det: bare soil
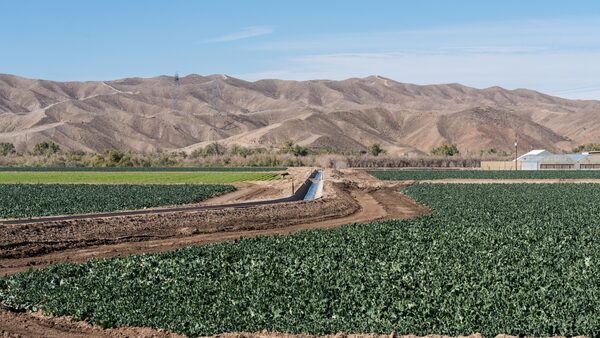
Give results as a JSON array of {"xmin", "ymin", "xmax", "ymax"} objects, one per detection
[
  {"xmin": 0, "ymin": 309, "xmax": 184, "ymax": 338},
  {"xmin": 210, "ymin": 333, "xmax": 583, "ymax": 338},
  {"xmin": 204, "ymin": 168, "xmax": 312, "ymax": 204},
  {"xmin": 415, "ymin": 178, "xmax": 600, "ymax": 184},
  {"xmin": 0, "ymin": 169, "xmax": 431, "ymax": 337}
]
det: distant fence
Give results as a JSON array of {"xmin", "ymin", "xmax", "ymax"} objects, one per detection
[{"xmin": 481, "ymin": 161, "xmax": 521, "ymax": 171}]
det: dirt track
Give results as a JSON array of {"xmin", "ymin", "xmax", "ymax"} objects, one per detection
[
  {"xmin": 0, "ymin": 183, "xmax": 427, "ymax": 276},
  {"xmin": 417, "ymin": 178, "xmax": 600, "ymax": 184},
  {"xmin": 0, "ymin": 169, "xmax": 430, "ymax": 337}
]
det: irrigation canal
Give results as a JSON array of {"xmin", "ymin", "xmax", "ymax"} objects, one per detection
[{"xmin": 0, "ymin": 170, "xmax": 325, "ymax": 225}]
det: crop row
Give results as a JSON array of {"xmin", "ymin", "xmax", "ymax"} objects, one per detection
[
  {"xmin": 0, "ymin": 171, "xmax": 279, "ymax": 184},
  {"xmin": 0, "ymin": 184, "xmax": 235, "ymax": 219},
  {"xmin": 369, "ymin": 169, "xmax": 600, "ymax": 180},
  {"xmin": 0, "ymin": 167, "xmax": 286, "ymax": 172},
  {"xmin": 2, "ymin": 184, "xmax": 600, "ymax": 336}
]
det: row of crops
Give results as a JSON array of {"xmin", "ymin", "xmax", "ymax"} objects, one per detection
[
  {"xmin": 0, "ymin": 184, "xmax": 235, "ymax": 219},
  {"xmin": 369, "ymin": 169, "xmax": 600, "ymax": 180},
  {"xmin": 0, "ymin": 167, "xmax": 285, "ymax": 172},
  {"xmin": 2, "ymin": 184, "xmax": 600, "ymax": 336},
  {"xmin": 0, "ymin": 171, "xmax": 280, "ymax": 184}
]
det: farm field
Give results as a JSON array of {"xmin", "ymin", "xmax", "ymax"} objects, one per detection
[
  {"xmin": 369, "ymin": 169, "xmax": 600, "ymax": 180},
  {"xmin": 2, "ymin": 183, "xmax": 599, "ymax": 337},
  {"xmin": 0, "ymin": 184, "xmax": 235, "ymax": 219},
  {"xmin": 0, "ymin": 167, "xmax": 285, "ymax": 172},
  {"xmin": 0, "ymin": 171, "xmax": 280, "ymax": 184}
]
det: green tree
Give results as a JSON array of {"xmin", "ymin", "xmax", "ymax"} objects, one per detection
[
  {"xmin": 229, "ymin": 144, "xmax": 252, "ymax": 158},
  {"xmin": 280, "ymin": 141, "xmax": 296, "ymax": 154},
  {"xmin": 106, "ymin": 149, "xmax": 124, "ymax": 165},
  {"xmin": 573, "ymin": 143, "xmax": 600, "ymax": 152},
  {"xmin": 281, "ymin": 141, "xmax": 308, "ymax": 157},
  {"xmin": 205, "ymin": 143, "xmax": 227, "ymax": 156},
  {"xmin": 32, "ymin": 141, "xmax": 60, "ymax": 156},
  {"xmin": 0, "ymin": 142, "xmax": 16, "ymax": 156},
  {"xmin": 367, "ymin": 143, "xmax": 384, "ymax": 156},
  {"xmin": 432, "ymin": 143, "xmax": 460, "ymax": 156}
]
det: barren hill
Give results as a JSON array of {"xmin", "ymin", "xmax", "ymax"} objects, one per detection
[{"xmin": 1, "ymin": 73, "xmax": 599, "ymax": 155}]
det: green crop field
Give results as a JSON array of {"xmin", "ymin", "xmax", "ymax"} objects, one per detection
[
  {"xmin": 369, "ymin": 169, "xmax": 600, "ymax": 180},
  {"xmin": 0, "ymin": 171, "xmax": 279, "ymax": 184},
  {"xmin": 2, "ymin": 184, "xmax": 600, "ymax": 337},
  {"xmin": 0, "ymin": 184, "xmax": 235, "ymax": 219},
  {"xmin": 0, "ymin": 167, "xmax": 286, "ymax": 172}
]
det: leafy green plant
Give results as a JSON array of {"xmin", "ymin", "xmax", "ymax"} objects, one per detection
[
  {"xmin": 0, "ymin": 184, "xmax": 234, "ymax": 218},
  {"xmin": 2, "ymin": 184, "xmax": 600, "ymax": 336},
  {"xmin": 0, "ymin": 171, "xmax": 280, "ymax": 184},
  {"xmin": 369, "ymin": 169, "xmax": 600, "ymax": 180},
  {"xmin": 0, "ymin": 167, "xmax": 285, "ymax": 172}
]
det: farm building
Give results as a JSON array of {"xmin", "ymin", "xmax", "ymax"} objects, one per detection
[
  {"xmin": 579, "ymin": 152, "xmax": 600, "ymax": 169},
  {"xmin": 482, "ymin": 149, "xmax": 599, "ymax": 170},
  {"xmin": 537, "ymin": 154, "xmax": 590, "ymax": 170},
  {"xmin": 516, "ymin": 149, "xmax": 553, "ymax": 170}
]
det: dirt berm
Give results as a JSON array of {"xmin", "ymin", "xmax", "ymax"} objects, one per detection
[{"xmin": 0, "ymin": 181, "xmax": 358, "ymax": 261}]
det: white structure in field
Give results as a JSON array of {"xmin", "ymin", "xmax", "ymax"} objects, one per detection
[
  {"xmin": 579, "ymin": 151, "xmax": 600, "ymax": 169},
  {"xmin": 516, "ymin": 150, "xmax": 553, "ymax": 170},
  {"xmin": 516, "ymin": 149, "xmax": 600, "ymax": 170}
]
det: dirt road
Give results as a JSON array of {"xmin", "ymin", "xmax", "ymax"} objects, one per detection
[{"xmin": 417, "ymin": 178, "xmax": 600, "ymax": 184}]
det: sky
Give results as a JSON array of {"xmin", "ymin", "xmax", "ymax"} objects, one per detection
[{"xmin": 1, "ymin": 0, "xmax": 600, "ymax": 99}]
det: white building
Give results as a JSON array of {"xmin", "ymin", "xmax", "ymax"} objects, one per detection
[{"xmin": 517, "ymin": 150, "xmax": 553, "ymax": 170}]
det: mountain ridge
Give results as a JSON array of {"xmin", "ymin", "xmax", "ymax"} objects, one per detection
[{"xmin": 0, "ymin": 73, "xmax": 598, "ymax": 155}]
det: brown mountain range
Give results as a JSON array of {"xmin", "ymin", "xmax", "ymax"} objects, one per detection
[{"xmin": 1, "ymin": 73, "xmax": 599, "ymax": 155}]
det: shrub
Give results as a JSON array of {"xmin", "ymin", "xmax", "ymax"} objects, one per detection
[
  {"xmin": 431, "ymin": 143, "xmax": 460, "ymax": 156},
  {"xmin": 31, "ymin": 141, "xmax": 61, "ymax": 156},
  {"xmin": 573, "ymin": 143, "xmax": 600, "ymax": 152},
  {"xmin": 281, "ymin": 141, "xmax": 308, "ymax": 157},
  {"xmin": 0, "ymin": 142, "xmax": 16, "ymax": 156},
  {"xmin": 367, "ymin": 143, "xmax": 384, "ymax": 156}
]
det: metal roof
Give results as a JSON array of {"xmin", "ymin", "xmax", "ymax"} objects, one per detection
[
  {"xmin": 517, "ymin": 150, "xmax": 552, "ymax": 161},
  {"xmin": 566, "ymin": 154, "xmax": 589, "ymax": 162},
  {"xmin": 539, "ymin": 154, "xmax": 577, "ymax": 164},
  {"xmin": 579, "ymin": 156, "xmax": 600, "ymax": 164}
]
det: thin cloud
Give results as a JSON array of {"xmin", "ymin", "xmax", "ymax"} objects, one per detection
[
  {"xmin": 249, "ymin": 18, "xmax": 600, "ymax": 53},
  {"xmin": 235, "ymin": 18, "xmax": 600, "ymax": 99},
  {"xmin": 236, "ymin": 50, "xmax": 600, "ymax": 100},
  {"xmin": 205, "ymin": 26, "xmax": 273, "ymax": 43}
]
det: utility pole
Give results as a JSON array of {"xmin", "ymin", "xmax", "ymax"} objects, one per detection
[{"xmin": 291, "ymin": 178, "xmax": 295, "ymax": 195}]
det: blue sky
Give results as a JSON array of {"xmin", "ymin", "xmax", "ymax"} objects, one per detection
[{"xmin": 2, "ymin": 0, "xmax": 600, "ymax": 99}]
